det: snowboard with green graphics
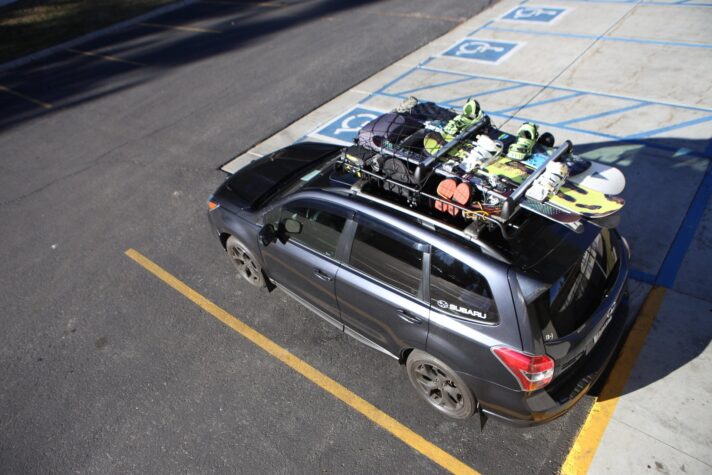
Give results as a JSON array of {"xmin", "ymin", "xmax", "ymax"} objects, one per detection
[
  {"xmin": 417, "ymin": 99, "xmax": 626, "ymax": 195},
  {"xmin": 422, "ymin": 106, "xmax": 625, "ymax": 219}
]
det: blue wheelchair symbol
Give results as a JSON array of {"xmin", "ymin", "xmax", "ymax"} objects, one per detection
[
  {"xmin": 442, "ymin": 39, "xmax": 519, "ymax": 64},
  {"xmin": 502, "ymin": 6, "xmax": 566, "ymax": 23},
  {"xmin": 314, "ymin": 106, "xmax": 383, "ymax": 144}
]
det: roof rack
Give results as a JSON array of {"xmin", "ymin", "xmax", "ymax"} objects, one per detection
[
  {"xmin": 335, "ymin": 158, "xmax": 510, "ymax": 230},
  {"xmin": 333, "ymin": 182, "xmax": 511, "ymax": 264}
]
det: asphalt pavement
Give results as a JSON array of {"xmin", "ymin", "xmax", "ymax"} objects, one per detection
[{"xmin": 0, "ymin": 0, "xmax": 592, "ymax": 473}]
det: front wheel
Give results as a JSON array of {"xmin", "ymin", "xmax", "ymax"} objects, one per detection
[
  {"xmin": 406, "ymin": 350, "xmax": 475, "ymax": 420},
  {"xmin": 226, "ymin": 236, "xmax": 265, "ymax": 288}
]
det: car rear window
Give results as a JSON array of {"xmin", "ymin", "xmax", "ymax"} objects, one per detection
[{"xmin": 531, "ymin": 230, "xmax": 618, "ymax": 339}]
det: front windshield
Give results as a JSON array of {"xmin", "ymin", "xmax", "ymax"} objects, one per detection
[{"xmin": 268, "ymin": 157, "xmax": 337, "ymax": 203}]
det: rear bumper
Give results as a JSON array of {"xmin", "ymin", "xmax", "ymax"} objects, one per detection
[{"xmin": 472, "ymin": 232, "xmax": 634, "ymax": 427}]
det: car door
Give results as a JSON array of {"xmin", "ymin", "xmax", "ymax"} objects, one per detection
[
  {"xmin": 260, "ymin": 199, "xmax": 348, "ymax": 327},
  {"xmin": 335, "ymin": 215, "xmax": 430, "ymax": 356}
]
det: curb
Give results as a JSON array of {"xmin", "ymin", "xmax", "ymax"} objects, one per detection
[{"xmin": 0, "ymin": 0, "xmax": 198, "ymax": 73}]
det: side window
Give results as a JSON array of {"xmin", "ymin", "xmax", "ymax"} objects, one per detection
[
  {"xmin": 430, "ymin": 248, "xmax": 499, "ymax": 323},
  {"xmin": 349, "ymin": 220, "xmax": 423, "ymax": 296},
  {"xmin": 281, "ymin": 203, "xmax": 346, "ymax": 258}
]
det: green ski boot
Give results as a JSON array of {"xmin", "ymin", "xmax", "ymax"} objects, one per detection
[
  {"xmin": 506, "ymin": 122, "xmax": 539, "ymax": 160},
  {"xmin": 443, "ymin": 98, "xmax": 484, "ymax": 137}
]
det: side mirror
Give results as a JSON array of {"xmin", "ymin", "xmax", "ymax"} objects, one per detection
[
  {"xmin": 259, "ymin": 224, "xmax": 277, "ymax": 247},
  {"xmin": 283, "ymin": 218, "xmax": 302, "ymax": 235}
]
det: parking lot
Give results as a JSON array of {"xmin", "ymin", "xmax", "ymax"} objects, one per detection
[{"xmin": 1, "ymin": 0, "xmax": 711, "ymax": 473}]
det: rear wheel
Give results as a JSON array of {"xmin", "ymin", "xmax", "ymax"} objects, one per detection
[
  {"xmin": 226, "ymin": 236, "xmax": 265, "ymax": 288},
  {"xmin": 406, "ymin": 349, "xmax": 475, "ymax": 420}
]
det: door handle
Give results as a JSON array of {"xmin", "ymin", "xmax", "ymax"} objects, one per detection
[
  {"xmin": 313, "ymin": 268, "xmax": 333, "ymax": 282},
  {"xmin": 396, "ymin": 309, "xmax": 422, "ymax": 325}
]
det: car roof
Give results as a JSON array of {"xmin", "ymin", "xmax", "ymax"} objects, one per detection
[{"xmin": 261, "ymin": 144, "xmax": 600, "ymax": 280}]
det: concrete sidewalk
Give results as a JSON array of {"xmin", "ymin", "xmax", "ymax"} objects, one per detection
[{"xmin": 223, "ymin": 0, "xmax": 712, "ymax": 473}]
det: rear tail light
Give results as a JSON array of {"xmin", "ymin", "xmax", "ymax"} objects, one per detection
[{"xmin": 492, "ymin": 347, "xmax": 555, "ymax": 391}]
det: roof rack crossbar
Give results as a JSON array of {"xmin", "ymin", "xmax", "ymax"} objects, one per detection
[
  {"xmin": 339, "ymin": 160, "xmax": 504, "ymax": 229},
  {"xmin": 345, "ymin": 187, "xmax": 510, "ymax": 264},
  {"xmin": 501, "ymin": 140, "xmax": 573, "ymax": 219}
]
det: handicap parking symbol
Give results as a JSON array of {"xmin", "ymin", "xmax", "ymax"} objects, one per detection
[
  {"xmin": 313, "ymin": 106, "xmax": 384, "ymax": 145},
  {"xmin": 502, "ymin": 6, "xmax": 567, "ymax": 23},
  {"xmin": 442, "ymin": 39, "xmax": 520, "ymax": 64}
]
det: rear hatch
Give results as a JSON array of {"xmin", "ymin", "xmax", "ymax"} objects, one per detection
[{"xmin": 515, "ymin": 225, "xmax": 626, "ymax": 378}]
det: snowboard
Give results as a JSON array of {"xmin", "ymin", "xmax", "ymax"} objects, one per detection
[
  {"xmin": 423, "ymin": 134, "xmax": 624, "ymax": 219},
  {"xmin": 524, "ymin": 151, "xmax": 626, "ymax": 195},
  {"xmin": 411, "ymin": 100, "xmax": 626, "ymax": 195},
  {"xmin": 483, "ymin": 158, "xmax": 624, "ymax": 218}
]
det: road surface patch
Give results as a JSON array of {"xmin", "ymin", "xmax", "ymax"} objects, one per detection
[
  {"xmin": 125, "ymin": 248, "xmax": 480, "ymax": 475},
  {"xmin": 0, "ymin": 84, "xmax": 52, "ymax": 109},
  {"xmin": 138, "ymin": 21, "xmax": 221, "ymax": 33},
  {"xmin": 67, "ymin": 48, "xmax": 145, "ymax": 66}
]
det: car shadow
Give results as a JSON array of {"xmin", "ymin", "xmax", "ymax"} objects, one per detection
[{"xmin": 570, "ymin": 136, "xmax": 712, "ymax": 400}]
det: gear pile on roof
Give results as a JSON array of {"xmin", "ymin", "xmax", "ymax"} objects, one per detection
[{"xmin": 335, "ymin": 97, "xmax": 626, "ymax": 237}]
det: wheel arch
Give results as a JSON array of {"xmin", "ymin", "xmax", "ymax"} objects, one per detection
[{"xmin": 219, "ymin": 232, "xmax": 231, "ymax": 250}]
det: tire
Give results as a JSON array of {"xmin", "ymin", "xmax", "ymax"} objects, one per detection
[
  {"xmin": 406, "ymin": 349, "xmax": 475, "ymax": 420},
  {"xmin": 226, "ymin": 236, "xmax": 265, "ymax": 288}
]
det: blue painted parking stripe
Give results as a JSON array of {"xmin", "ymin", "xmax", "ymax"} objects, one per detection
[
  {"xmin": 655, "ymin": 159, "xmax": 712, "ymax": 288},
  {"xmin": 495, "ymin": 92, "xmax": 583, "ymax": 114},
  {"xmin": 627, "ymin": 115, "xmax": 712, "ymax": 139},
  {"xmin": 371, "ymin": 88, "xmax": 708, "ymax": 159},
  {"xmin": 552, "ymin": 0, "xmax": 712, "ymax": 5},
  {"xmin": 375, "ymin": 66, "xmax": 424, "ymax": 99},
  {"xmin": 394, "ymin": 76, "xmax": 478, "ymax": 96},
  {"xmin": 370, "ymin": 67, "xmax": 710, "ymax": 159},
  {"xmin": 417, "ymin": 66, "xmax": 712, "ymax": 113},
  {"xmin": 485, "ymin": 110, "xmax": 624, "ymax": 140},
  {"xmin": 481, "ymin": 26, "xmax": 712, "ymax": 49},
  {"xmin": 557, "ymin": 103, "xmax": 649, "ymax": 126},
  {"xmin": 442, "ymin": 84, "xmax": 527, "ymax": 105}
]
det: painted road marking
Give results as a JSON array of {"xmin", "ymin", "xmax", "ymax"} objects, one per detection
[
  {"xmin": 380, "ymin": 11, "xmax": 466, "ymax": 23},
  {"xmin": 501, "ymin": 6, "xmax": 568, "ymax": 23},
  {"xmin": 0, "ymin": 84, "xmax": 52, "ymax": 109},
  {"xmin": 67, "ymin": 48, "xmax": 145, "ymax": 66},
  {"xmin": 441, "ymin": 38, "xmax": 522, "ymax": 64},
  {"xmin": 125, "ymin": 249, "xmax": 479, "ymax": 475},
  {"xmin": 138, "ymin": 22, "xmax": 221, "ymax": 33},
  {"xmin": 562, "ymin": 286, "xmax": 668, "ymax": 475},
  {"xmin": 482, "ymin": 25, "xmax": 712, "ymax": 49},
  {"xmin": 313, "ymin": 105, "xmax": 385, "ymax": 145},
  {"xmin": 200, "ymin": 0, "xmax": 285, "ymax": 6}
]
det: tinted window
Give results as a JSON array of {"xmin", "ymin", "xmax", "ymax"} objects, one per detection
[
  {"xmin": 281, "ymin": 204, "xmax": 346, "ymax": 258},
  {"xmin": 349, "ymin": 221, "xmax": 423, "ymax": 296},
  {"xmin": 430, "ymin": 248, "xmax": 498, "ymax": 323}
]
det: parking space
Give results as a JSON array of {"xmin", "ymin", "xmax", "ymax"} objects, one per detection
[{"xmin": 223, "ymin": 0, "xmax": 712, "ymax": 472}]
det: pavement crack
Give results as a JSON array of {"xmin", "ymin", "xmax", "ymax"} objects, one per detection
[
  {"xmin": 498, "ymin": 1, "xmax": 643, "ymax": 128},
  {"xmin": 612, "ymin": 417, "xmax": 712, "ymax": 469}
]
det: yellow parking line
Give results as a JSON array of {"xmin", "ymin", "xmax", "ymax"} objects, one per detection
[
  {"xmin": 562, "ymin": 286, "xmax": 667, "ymax": 475},
  {"xmin": 67, "ymin": 48, "xmax": 145, "ymax": 66},
  {"xmin": 200, "ymin": 0, "xmax": 285, "ymax": 6},
  {"xmin": 125, "ymin": 248, "xmax": 478, "ymax": 475},
  {"xmin": 138, "ymin": 21, "xmax": 221, "ymax": 33},
  {"xmin": 0, "ymin": 84, "xmax": 52, "ymax": 109}
]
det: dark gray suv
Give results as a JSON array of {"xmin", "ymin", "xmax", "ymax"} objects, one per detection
[{"xmin": 208, "ymin": 142, "xmax": 633, "ymax": 426}]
